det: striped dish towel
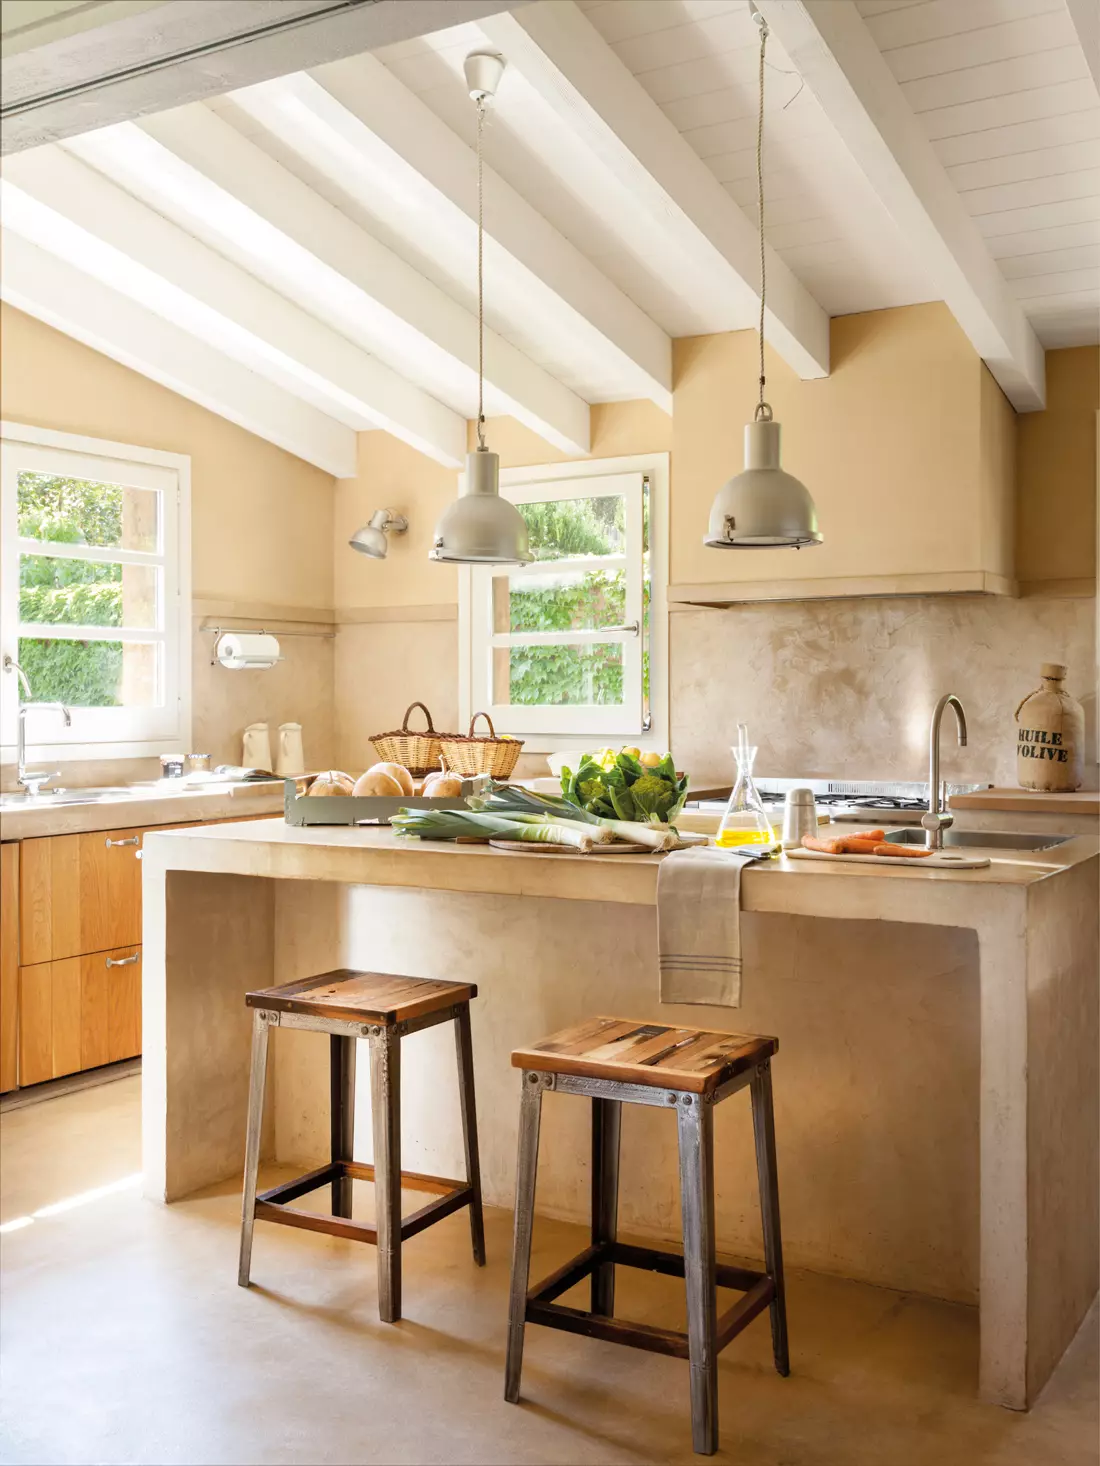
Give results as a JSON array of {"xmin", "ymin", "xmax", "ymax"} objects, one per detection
[{"xmin": 657, "ymin": 846, "xmax": 767, "ymax": 1007}]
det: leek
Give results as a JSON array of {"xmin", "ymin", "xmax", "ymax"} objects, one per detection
[
  {"xmin": 471, "ymin": 784, "xmax": 679, "ymax": 851},
  {"xmin": 391, "ymin": 807, "xmax": 598, "ymax": 852}
]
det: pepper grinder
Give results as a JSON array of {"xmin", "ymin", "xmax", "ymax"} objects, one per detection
[{"xmin": 781, "ymin": 787, "xmax": 818, "ymax": 849}]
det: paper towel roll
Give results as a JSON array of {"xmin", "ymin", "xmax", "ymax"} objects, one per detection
[{"xmin": 216, "ymin": 633, "xmax": 281, "ymax": 669}]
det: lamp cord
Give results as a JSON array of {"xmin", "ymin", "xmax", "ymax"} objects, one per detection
[
  {"xmin": 755, "ymin": 14, "xmax": 772, "ymax": 424},
  {"xmin": 476, "ymin": 96, "xmax": 486, "ymax": 451}
]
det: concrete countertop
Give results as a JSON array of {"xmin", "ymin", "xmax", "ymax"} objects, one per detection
[
  {"xmin": 141, "ymin": 817, "xmax": 1098, "ymax": 902},
  {"xmin": 0, "ymin": 780, "xmax": 284, "ymax": 841},
  {"xmin": 950, "ymin": 786, "xmax": 1100, "ymax": 816}
]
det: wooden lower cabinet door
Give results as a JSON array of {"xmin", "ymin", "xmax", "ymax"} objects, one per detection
[
  {"xmin": 107, "ymin": 947, "xmax": 141, "ymax": 1062},
  {"xmin": 1, "ymin": 842, "xmax": 18, "ymax": 1092},
  {"xmin": 17, "ymin": 958, "xmax": 82, "ymax": 1084},
  {"xmin": 81, "ymin": 947, "xmax": 141, "ymax": 1068},
  {"xmin": 79, "ymin": 830, "xmax": 143, "ymax": 955}
]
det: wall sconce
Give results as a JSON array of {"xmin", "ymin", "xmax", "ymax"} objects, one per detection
[{"xmin": 349, "ymin": 509, "xmax": 408, "ymax": 560}]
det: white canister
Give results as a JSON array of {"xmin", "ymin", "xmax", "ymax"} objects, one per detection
[
  {"xmin": 275, "ymin": 723, "xmax": 305, "ymax": 776},
  {"xmin": 242, "ymin": 722, "xmax": 272, "ymax": 772}
]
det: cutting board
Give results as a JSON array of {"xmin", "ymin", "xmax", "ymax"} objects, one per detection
[{"xmin": 788, "ymin": 848, "xmax": 990, "ymax": 870}]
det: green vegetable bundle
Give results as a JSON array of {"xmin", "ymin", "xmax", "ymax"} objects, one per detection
[{"xmin": 562, "ymin": 750, "xmax": 689, "ymax": 825}]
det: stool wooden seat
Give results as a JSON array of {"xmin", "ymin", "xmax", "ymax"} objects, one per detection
[
  {"xmin": 505, "ymin": 1016, "xmax": 787, "ymax": 1457},
  {"xmin": 238, "ymin": 969, "xmax": 485, "ymax": 1322}
]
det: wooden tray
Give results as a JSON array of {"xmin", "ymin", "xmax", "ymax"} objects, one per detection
[{"xmin": 787, "ymin": 847, "xmax": 990, "ymax": 870}]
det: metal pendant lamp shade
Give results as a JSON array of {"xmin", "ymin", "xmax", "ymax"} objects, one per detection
[
  {"xmin": 430, "ymin": 446, "xmax": 532, "ymax": 564},
  {"xmin": 706, "ymin": 7, "xmax": 822, "ymax": 552},
  {"xmin": 705, "ymin": 412, "xmax": 821, "ymax": 548},
  {"xmin": 430, "ymin": 52, "xmax": 532, "ymax": 568}
]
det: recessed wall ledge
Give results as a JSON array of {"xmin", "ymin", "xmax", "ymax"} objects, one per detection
[{"xmin": 668, "ymin": 571, "xmax": 1020, "ymax": 607}]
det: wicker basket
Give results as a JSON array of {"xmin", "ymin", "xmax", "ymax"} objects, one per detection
[
  {"xmin": 439, "ymin": 712, "xmax": 524, "ymax": 779},
  {"xmin": 369, "ymin": 702, "xmax": 453, "ymax": 778}
]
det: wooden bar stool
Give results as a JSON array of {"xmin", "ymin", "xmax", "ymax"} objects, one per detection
[
  {"xmin": 237, "ymin": 969, "xmax": 485, "ymax": 1322},
  {"xmin": 504, "ymin": 1017, "xmax": 788, "ymax": 1456}
]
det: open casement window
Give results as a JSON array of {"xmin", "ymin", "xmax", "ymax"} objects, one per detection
[
  {"xmin": 465, "ymin": 461, "xmax": 667, "ymax": 744},
  {"xmin": 0, "ymin": 426, "xmax": 191, "ymax": 759}
]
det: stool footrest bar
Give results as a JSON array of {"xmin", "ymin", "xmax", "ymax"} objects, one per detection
[
  {"xmin": 254, "ymin": 1200, "xmax": 377, "ymax": 1244},
  {"xmin": 523, "ymin": 1241, "xmax": 775, "ymax": 1361},
  {"xmin": 253, "ymin": 1160, "xmax": 474, "ymax": 1245}
]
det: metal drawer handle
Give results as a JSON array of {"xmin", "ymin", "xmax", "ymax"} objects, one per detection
[
  {"xmin": 105, "ymin": 953, "xmax": 140, "ymax": 968},
  {"xmin": 105, "ymin": 836, "xmax": 140, "ymax": 848}
]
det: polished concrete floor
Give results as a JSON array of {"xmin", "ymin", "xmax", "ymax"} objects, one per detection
[{"xmin": 0, "ymin": 1075, "xmax": 1096, "ymax": 1466}]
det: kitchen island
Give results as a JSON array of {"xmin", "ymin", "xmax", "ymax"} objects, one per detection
[{"xmin": 141, "ymin": 821, "xmax": 1098, "ymax": 1413}]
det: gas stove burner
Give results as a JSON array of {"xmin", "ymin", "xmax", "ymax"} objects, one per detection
[{"xmin": 846, "ymin": 795, "xmax": 927, "ymax": 811}]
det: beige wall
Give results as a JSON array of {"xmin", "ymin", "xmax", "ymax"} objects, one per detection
[
  {"xmin": 1, "ymin": 306, "xmax": 338, "ymax": 772},
  {"xmin": 672, "ymin": 302, "xmax": 1004, "ymax": 591},
  {"xmin": 1017, "ymin": 345, "xmax": 1099, "ymax": 592}
]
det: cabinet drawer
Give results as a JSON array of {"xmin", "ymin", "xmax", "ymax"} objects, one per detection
[
  {"xmin": 19, "ymin": 827, "xmax": 145, "ymax": 965},
  {"xmin": 17, "ymin": 946, "xmax": 141, "ymax": 1084}
]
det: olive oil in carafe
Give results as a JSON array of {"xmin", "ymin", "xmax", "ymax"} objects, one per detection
[{"xmin": 716, "ymin": 725, "xmax": 777, "ymax": 852}]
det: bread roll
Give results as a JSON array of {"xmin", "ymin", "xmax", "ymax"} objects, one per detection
[
  {"xmin": 423, "ymin": 773, "xmax": 463, "ymax": 799},
  {"xmin": 352, "ymin": 768, "xmax": 404, "ymax": 798},
  {"xmin": 367, "ymin": 761, "xmax": 413, "ymax": 796},
  {"xmin": 309, "ymin": 770, "xmax": 354, "ymax": 796}
]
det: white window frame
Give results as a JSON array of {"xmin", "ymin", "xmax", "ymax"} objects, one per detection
[
  {"xmin": 0, "ymin": 422, "xmax": 191, "ymax": 762},
  {"xmin": 458, "ymin": 453, "xmax": 669, "ymax": 756}
]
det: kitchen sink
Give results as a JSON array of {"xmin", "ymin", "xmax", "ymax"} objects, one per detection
[
  {"xmin": 0, "ymin": 786, "xmax": 138, "ymax": 807},
  {"xmin": 883, "ymin": 827, "xmax": 1069, "ymax": 852}
]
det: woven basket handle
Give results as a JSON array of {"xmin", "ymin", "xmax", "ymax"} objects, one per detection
[
  {"xmin": 469, "ymin": 711, "xmax": 496, "ymax": 738},
  {"xmin": 402, "ymin": 701, "xmax": 435, "ymax": 733}
]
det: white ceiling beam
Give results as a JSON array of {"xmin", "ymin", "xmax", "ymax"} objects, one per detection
[
  {"xmin": 302, "ymin": 55, "xmax": 674, "ymax": 411},
  {"xmin": 1064, "ymin": 0, "xmax": 1100, "ymax": 96},
  {"xmin": 2, "ymin": 0, "xmax": 530, "ymax": 154},
  {"xmin": 1, "ymin": 148, "xmax": 467, "ymax": 466},
  {"xmin": 755, "ymin": 0, "xmax": 1046, "ymax": 411},
  {"xmin": 0, "ymin": 230, "xmax": 356, "ymax": 477},
  {"xmin": 476, "ymin": 1, "xmax": 830, "ymax": 382},
  {"xmin": 66, "ymin": 107, "xmax": 590, "ymax": 455}
]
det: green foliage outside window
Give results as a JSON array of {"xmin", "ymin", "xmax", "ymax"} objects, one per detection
[
  {"xmin": 504, "ymin": 493, "xmax": 648, "ymax": 709},
  {"xmin": 16, "ymin": 473, "xmax": 125, "ymax": 706}
]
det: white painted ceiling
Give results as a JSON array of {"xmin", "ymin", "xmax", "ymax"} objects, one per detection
[{"xmin": 2, "ymin": 0, "xmax": 1096, "ymax": 476}]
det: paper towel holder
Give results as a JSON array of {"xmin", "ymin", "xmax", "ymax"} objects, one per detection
[{"xmin": 210, "ymin": 627, "xmax": 285, "ymax": 668}]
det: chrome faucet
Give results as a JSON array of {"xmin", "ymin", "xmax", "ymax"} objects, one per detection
[
  {"xmin": 4, "ymin": 655, "xmax": 71, "ymax": 795},
  {"xmin": 923, "ymin": 694, "xmax": 968, "ymax": 850}
]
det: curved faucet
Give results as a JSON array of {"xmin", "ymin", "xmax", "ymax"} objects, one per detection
[
  {"xmin": 4, "ymin": 655, "xmax": 71, "ymax": 795},
  {"xmin": 923, "ymin": 694, "xmax": 968, "ymax": 850}
]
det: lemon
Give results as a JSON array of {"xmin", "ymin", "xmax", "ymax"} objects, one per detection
[{"xmin": 639, "ymin": 750, "xmax": 663, "ymax": 768}]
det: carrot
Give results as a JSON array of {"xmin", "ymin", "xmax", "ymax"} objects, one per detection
[
  {"xmin": 838, "ymin": 837, "xmax": 886, "ymax": 854},
  {"xmin": 874, "ymin": 842, "xmax": 933, "ymax": 858},
  {"xmin": 801, "ymin": 835, "xmax": 846, "ymax": 854}
]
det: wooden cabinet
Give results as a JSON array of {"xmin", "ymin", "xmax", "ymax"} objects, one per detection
[
  {"xmin": 19, "ymin": 825, "xmax": 144, "ymax": 966},
  {"xmin": 17, "ymin": 947, "xmax": 140, "ymax": 1085},
  {"xmin": 7, "ymin": 811, "xmax": 275, "ymax": 1088},
  {"xmin": 1, "ymin": 843, "xmax": 19, "ymax": 1092}
]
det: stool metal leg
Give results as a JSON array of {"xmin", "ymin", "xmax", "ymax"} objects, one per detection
[
  {"xmin": 454, "ymin": 1004, "xmax": 486, "ymax": 1266},
  {"xmin": 591, "ymin": 1096, "xmax": 621, "ymax": 1315},
  {"xmin": 330, "ymin": 1034, "xmax": 356, "ymax": 1219},
  {"xmin": 678, "ymin": 1094, "xmax": 718, "ymax": 1456},
  {"xmin": 238, "ymin": 1010, "xmax": 271, "ymax": 1288},
  {"xmin": 505, "ymin": 1071, "xmax": 544, "ymax": 1404},
  {"xmin": 750, "ymin": 1059, "xmax": 789, "ymax": 1376},
  {"xmin": 370, "ymin": 1026, "xmax": 402, "ymax": 1323}
]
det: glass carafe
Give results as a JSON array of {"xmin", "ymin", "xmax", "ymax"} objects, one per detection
[{"xmin": 716, "ymin": 727, "xmax": 777, "ymax": 850}]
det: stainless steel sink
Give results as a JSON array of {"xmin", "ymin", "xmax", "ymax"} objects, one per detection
[
  {"xmin": 883, "ymin": 827, "xmax": 1069, "ymax": 852},
  {"xmin": 0, "ymin": 786, "xmax": 137, "ymax": 807}
]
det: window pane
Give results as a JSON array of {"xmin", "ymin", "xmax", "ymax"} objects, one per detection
[
  {"xmin": 493, "ymin": 643, "xmax": 623, "ymax": 707},
  {"xmin": 493, "ymin": 568, "xmax": 626, "ymax": 634},
  {"xmin": 19, "ymin": 556, "xmax": 158, "ymax": 629},
  {"xmin": 17, "ymin": 471, "xmax": 159, "ymax": 553},
  {"xmin": 518, "ymin": 494, "xmax": 625, "ymax": 562},
  {"xmin": 17, "ymin": 637, "xmax": 160, "ymax": 708}
]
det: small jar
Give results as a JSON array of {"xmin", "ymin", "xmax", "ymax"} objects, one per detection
[
  {"xmin": 185, "ymin": 753, "xmax": 211, "ymax": 774},
  {"xmin": 159, "ymin": 754, "xmax": 185, "ymax": 779}
]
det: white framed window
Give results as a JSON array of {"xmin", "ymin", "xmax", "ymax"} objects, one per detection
[
  {"xmin": 459, "ymin": 453, "xmax": 669, "ymax": 754},
  {"xmin": 1, "ymin": 422, "xmax": 191, "ymax": 761}
]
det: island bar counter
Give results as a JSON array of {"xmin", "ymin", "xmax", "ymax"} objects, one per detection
[{"xmin": 140, "ymin": 820, "xmax": 1098, "ymax": 1414}]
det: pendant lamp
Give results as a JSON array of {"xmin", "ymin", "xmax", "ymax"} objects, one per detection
[
  {"xmin": 430, "ymin": 52, "xmax": 532, "ymax": 566},
  {"xmin": 705, "ymin": 7, "xmax": 822, "ymax": 550}
]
